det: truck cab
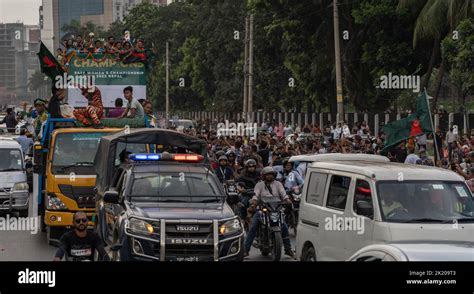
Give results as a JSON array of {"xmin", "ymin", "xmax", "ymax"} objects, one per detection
[{"xmin": 33, "ymin": 117, "xmax": 149, "ymax": 245}]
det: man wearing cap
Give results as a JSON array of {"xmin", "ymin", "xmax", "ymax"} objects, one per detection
[
  {"xmin": 33, "ymin": 99, "xmax": 49, "ymax": 138},
  {"xmin": 416, "ymin": 148, "xmax": 434, "ymax": 166}
]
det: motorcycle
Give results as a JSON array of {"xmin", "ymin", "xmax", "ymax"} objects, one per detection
[
  {"xmin": 285, "ymin": 186, "xmax": 301, "ymax": 235},
  {"xmin": 253, "ymin": 197, "xmax": 285, "ymax": 261},
  {"xmin": 237, "ymin": 184, "xmax": 255, "ymax": 232},
  {"xmin": 223, "ymin": 180, "xmax": 240, "ymax": 214},
  {"xmin": 24, "ymin": 156, "xmax": 33, "ymax": 192}
]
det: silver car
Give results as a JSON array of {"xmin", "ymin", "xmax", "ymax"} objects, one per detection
[
  {"xmin": 349, "ymin": 242, "xmax": 474, "ymax": 261},
  {"xmin": 0, "ymin": 137, "xmax": 29, "ymax": 217}
]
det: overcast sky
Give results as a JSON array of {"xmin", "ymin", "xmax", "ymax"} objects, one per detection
[{"xmin": 0, "ymin": 0, "xmax": 42, "ymax": 25}]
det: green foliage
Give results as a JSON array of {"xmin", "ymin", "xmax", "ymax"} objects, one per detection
[
  {"xmin": 103, "ymin": 0, "xmax": 472, "ymax": 113},
  {"xmin": 442, "ymin": 18, "xmax": 474, "ymax": 110}
]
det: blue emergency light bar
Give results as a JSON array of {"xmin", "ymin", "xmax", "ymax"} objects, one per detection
[
  {"xmin": 129, "ymin": 153, "xmax": 204, "ymax": 162},
  {"xmin": 130, "ymin": 154, "xmax": 161, "ymax": 161}
]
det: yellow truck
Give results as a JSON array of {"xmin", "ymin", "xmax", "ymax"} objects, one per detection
[{"xmin": 33, "ymin": 118, "xmax": 148, "ymax": 245}]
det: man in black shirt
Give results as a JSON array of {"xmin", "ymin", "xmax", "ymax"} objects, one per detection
[
  {"xmin": 257, "ymin": 141, "xmax": 270, "ymax": 167},
  {"xmin": 49, "ymin": 86, "xmax": 65, "ymax": 119},
  {"xmin": 395, "ymin": 141, "xmax": 408, "ymax": 163},
  {"xmin": 1, "ymin": 108, "xmax": 17, "ymax": 133},
  {"xmin": 54, "ymin": 211, "xmax": 109, "ymax": 261}
]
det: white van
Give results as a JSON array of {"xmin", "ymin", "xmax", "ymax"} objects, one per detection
[
  {"xmin": 0, "ymin": 137, "xmax": 29, "ymax": 217},
  {"xmin": 294, "ymin": 154, "xmax": 474, "ymax": 261}
]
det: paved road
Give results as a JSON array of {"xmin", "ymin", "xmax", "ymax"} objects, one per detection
[{"xmin": 0, "ymin": 199, "xmax": 295, "ymax": 262}]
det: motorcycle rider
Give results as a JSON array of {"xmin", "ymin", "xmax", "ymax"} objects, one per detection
[
  {"xmin": 278, "ymin": 158, "xmax": 304, "ymax": 192},
  {"xmin": 244, "ymin": 166, "xmax": 295, "ymax": 258},
  {"xmin": 214, "ymin": 155, "xmax": 234, "ymax": 183},
  {"xmin": 236, "ymin": 159, "xmax": 261, "ymax": 219},
  {"xmin": 236, "ymin": 159, "xmax": 260, "ymax": 190},
  {"xmin": 211, "ymin": 150, "xmax": 226, "ymax": 169},
  {"xmin": 226, "ymin": 150, "xmax": 240, "ymax": 173}
]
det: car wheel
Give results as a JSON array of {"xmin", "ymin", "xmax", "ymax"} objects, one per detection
[{"xmin": 302, "ymin": 246, "xmax": 316, "ymax": 262}]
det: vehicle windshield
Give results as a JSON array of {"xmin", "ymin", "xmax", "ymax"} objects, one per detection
[
  {"xmin": 129, "ymin": 172, "xmax": 223, "ymax": 203},
  {"xmin": 0, "ymin": 149, "xmax": 23, "ymax": 171},
  {"xmin": 52, "ymin": 132, "xmax": 109, "ymax": 174},
  {"xmin": 377, "ymin": 181, "xmax": 474, "ymax": 223},
  {"xmin": 172, "ymin": 120, "xmax": 193, "ymax": 129}
]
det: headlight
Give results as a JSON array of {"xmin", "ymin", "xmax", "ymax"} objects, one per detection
[
  {"xmin": 46, "ymin": 194, "xmax": 67, "ymax": 210},
  {"xmin": 219, "ymin": 219, "xmax": 241, "ymax": 235},
  {"xmin": 270, "ymin": 212, "xmax": 280, "ymax": 222},
  {"xmin": 13, "ymin": 182, "xmax": 29, "ymax": 191},
  {"xmin": 127, "ymin": 218, "xmax": 155, "ymax": 235}
]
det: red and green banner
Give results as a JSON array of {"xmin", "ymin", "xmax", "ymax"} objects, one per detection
[
  {"xmin": 37, "ymin": 42, "xmax": 65, "ymax": 80},
  {"xmin": 382, "ymin": 91, "xmax": 433, "ymax": 153}
]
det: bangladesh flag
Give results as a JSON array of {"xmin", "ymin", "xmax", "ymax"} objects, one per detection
[
  {"xmin": 37, "ymin": 42, "xmax": 65, "ymax": 80},
  {"xmin": 382, "ymin": 91, "xmax": 433, "ymax": 153}
]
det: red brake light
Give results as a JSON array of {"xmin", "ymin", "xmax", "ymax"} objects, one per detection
[
  {"xmin": 356, "ymin": 187, "xmax": 371, "ymax": 194},
  {"xmin": 172, "ymin": 154, "xmax": 204, "ymax": 162}
]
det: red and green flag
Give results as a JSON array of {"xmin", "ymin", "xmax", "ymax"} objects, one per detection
[
  {"xmin": 37, "ymin": 42, "xmax": 65, "ymax": 80},
  {"xmin": 382, "ymin": 91, "xmax": 433, "ymax": 153}
]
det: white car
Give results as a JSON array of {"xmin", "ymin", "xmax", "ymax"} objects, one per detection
[
  {"xmin": 348, "ymin": 242, "xmax": 474, "ymax": 261},
  {"xmin": 294, "ymin": 153, "xmax": 474, "ymax": 261},
  {"xmin": 169, "ymin": 119, "xmax": 195, "ymax": 132},
  {"xmin": 0, "ymin": 137, "xmax": 29, "ymax": 217}
]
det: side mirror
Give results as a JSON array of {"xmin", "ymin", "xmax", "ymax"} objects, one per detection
[
  {"xmin": 33, "ymin": 143, "xmax": 44, "ymax": 174},
  {"xmin": 103, "ymin": 191, "xmax": 119, "ymax": 204},
  {"xmin": 356, "ymin": 200, "xmax": 373, "ymax": 218}
]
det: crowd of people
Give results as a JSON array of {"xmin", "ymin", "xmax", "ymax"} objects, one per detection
[
  {"xmin": 190, "ymin": 118, "xmax": 473, "ymax": 191},
  {"xmin": 56, "ymin": 28, "xmax": 147, "ymax": 65}
]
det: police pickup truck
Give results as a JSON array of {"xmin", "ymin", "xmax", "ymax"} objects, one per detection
[{"xmin": 93, "ymin": 129, "xmax": 244, "ymax": 261}]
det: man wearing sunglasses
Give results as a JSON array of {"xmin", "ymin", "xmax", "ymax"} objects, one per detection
[{"xmin": 53, "ymin": 211, "xmax": 109, "ymax": 261}]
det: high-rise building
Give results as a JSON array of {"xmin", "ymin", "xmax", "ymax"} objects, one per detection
[
  {"xmin": 40, "ymin": 0, "xmax": 168, "ymax": 51},
  {"xmin": 113, "ymin": 0, "xmax": 167, "ymax": 22},
  {"xmin": 0, "ymin": 23, "xmax": 40, "ymax": 104}
]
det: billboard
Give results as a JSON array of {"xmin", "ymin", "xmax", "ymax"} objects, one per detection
[{"xmin": 66, "ymin": 53, "xmax": 147, "ymax": 108}]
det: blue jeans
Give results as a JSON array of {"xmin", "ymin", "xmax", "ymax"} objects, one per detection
[
  {"xmin": 244, "ymin": 210, "xmax": 292, "ymax": 252},
  {"xmin": 240, "ymin": 195, "xmax": 251, "ymax": 219}
]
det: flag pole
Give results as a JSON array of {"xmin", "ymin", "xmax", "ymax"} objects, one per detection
[{"xmin": 424, "ymin": 88, "xmax": 439, "ymax": 166}]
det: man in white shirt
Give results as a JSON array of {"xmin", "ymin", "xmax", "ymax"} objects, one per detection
[{"xmin": 404, "ymin": 147, "xmax": 420, "ymax": 164}]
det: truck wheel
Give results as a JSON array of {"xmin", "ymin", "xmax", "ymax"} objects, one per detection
[
  {"xmin": 46, "ymin": 227, "xmax": 57, "ymax": 246},
  {"xmin": 271, "ymin": 231, "xmax": 282, "ymax": 262},
  {"xmin": 40, "ymin": 215, "xmax": 46, "ymax": 233},
  {"xmin": 18, "ymin": 210, "xmax": 28, "ymax": 218},
  {"xmin": 118, "ymin": 236, "xmax": 133, "ymax": 261},
  {"xmin": 260, "ymin": 248, "xmax": 270, "ymax": 256},
  {"xmin": 235, "ymin": 238, "xmax": 245, "ymax": 261}
]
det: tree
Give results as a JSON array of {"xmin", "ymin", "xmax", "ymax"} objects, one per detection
[
  {"xmin": 442, "ymin": 18, "xmax": 474, "ymax": 126},
  {"xmin": 61, "ymin": 19, "xmax": 105, "ymax": 39},
  {"xmin": 397, "ymin": 0, "xmax": 474, "ymax": 109}
]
